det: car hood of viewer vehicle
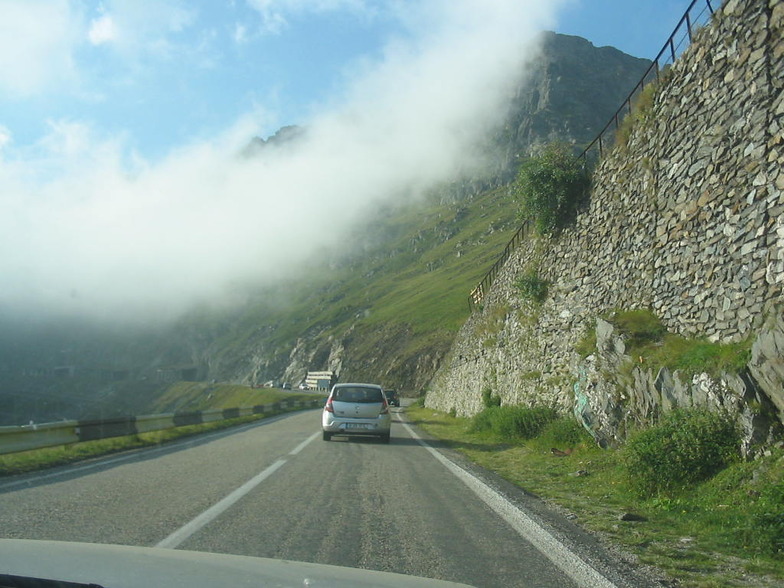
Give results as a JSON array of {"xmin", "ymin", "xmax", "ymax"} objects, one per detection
[{"xmin": 0, "ymin": 539, "xmax": 474, "ymax": 588}]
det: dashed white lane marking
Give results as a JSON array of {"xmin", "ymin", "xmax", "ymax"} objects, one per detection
[
  {"xmin": 290, "ymin": 431, "xmax": 320, "ymax": 455},
  {"xmin": 401, "ymin": 421, "xmax": 617, "ymax": 588},
  {"xmin": 156, "ymin": 431, "xmax": 320, "ymax": 549}
]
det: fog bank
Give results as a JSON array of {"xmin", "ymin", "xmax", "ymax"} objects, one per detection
[{"xmin": 0, "ymin": 1, "xmax": 561, "ymax": 324}]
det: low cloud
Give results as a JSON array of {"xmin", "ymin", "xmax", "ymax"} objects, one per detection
[{"xmin": 0, "ymin": 0, "xmax": 561, "ymax": 325}]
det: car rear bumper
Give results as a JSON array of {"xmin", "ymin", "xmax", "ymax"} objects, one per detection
[{"xmin": 322, "ymin": 416, "xmax": 391, "ymax": 435}]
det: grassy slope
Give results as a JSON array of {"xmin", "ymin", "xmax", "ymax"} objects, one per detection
[
  {"xmin": 200, "ymin": 185, "xmax": 520, "ymax": 386},
  {"xmin": 149, "ymin": 382, "xmax": 317, "ymax": 413}
]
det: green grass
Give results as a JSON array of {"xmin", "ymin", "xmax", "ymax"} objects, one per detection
[
  {"xmin": 600, "ymin": 309, "xmax": 752, "ymax": 377},
  {"xmin": 150, "ymin": 383, "xmax": 314, "ymax": 413},
  {"xmin": 406, "ymin": 404, "xmax": 784, "ymax": 587},
  {"xmin": 614, "ymin": 80, "xmax": 659, "ymax": 152},
  {"xmin": 469, "ymin": 405, "xmax": 558, "ymax": 440},
  {"xmin": 188, "ymin": 186, "xmax": 521, "ymax": 386}
]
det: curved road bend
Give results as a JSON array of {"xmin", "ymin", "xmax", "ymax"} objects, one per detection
[{"xmin": 0, "ymin": 406, "xmax": 658, "ymax": 587}]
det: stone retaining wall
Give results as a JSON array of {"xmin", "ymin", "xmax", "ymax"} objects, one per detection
[{"xmin": 427, "ymin": 0, "xmax": 784, "ymax": 441}]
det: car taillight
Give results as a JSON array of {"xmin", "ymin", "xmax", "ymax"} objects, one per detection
[
  {"xmin": 325, "ymin": 399, "xmax": 334, "ymax": 413},
  {"xmin": 380, "ymin": 398, "xmax": 389, "ymax": 415}
]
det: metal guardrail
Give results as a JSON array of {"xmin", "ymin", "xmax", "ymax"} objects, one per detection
[
  {"xmin": 0, "ymin": 398, "xmax": 323, "ymax": 455},
  {"xmin": 468, "ymin": 0, "xmax": 718, "ymax": 311}
]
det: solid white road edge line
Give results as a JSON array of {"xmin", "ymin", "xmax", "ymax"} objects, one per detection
[
  {"xmin": 401, "ymin": 421, "xmax": 617, "ymax": 588},
  {"xmin": 156, "ymin": 431, "xmax": 320, "ymax": 549}
]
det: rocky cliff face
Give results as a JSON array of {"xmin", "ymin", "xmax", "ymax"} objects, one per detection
[
  {"xmin": 505, "ymin": 32, "xmax": 651, "ymax": 154},
  {"xmin": 489, "ymin": 32, "xmax": 650, "ymax": 183},
  {"xmin": 427, "ymin": 0, "xmax": 784, "ymax": 452}
]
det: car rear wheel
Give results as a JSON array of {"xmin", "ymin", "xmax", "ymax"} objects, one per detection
[{"xmin": 322, "ymin": 431, "xmax": 332, "ymax": 441}]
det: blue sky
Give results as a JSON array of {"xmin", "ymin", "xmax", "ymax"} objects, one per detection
[
  {"xmin": 0, "ymin": 0, "xmax": 703, "ymax": 323},
  {"xmin": 0, "ymin": 0, "xmax": 693, "ymax": 160}
]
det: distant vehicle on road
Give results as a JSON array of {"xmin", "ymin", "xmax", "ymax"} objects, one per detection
[
  {"xmin": 384, "ymin": 389, "xmax": 400, "ymax": 407},
  {"xmin": 322, "ymin": 383, "xmax": 391, "ymax": 443},
  {"xmin": 281, "ymin": 382, "xmax": 291, "ymax": 390}
]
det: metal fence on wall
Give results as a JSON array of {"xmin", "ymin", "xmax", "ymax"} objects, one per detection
[
  {"xmin": 578, "ymin": 0, "xmax": 717, "ymax": 161},
  {"xmin": 468, "ymin": 0, "xmax": 718, "ymax": 311}
]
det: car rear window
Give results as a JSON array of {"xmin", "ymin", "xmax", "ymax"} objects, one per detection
[{"xmin": 333, "ymin": 386, "xmax": 384, "ymax": 403}]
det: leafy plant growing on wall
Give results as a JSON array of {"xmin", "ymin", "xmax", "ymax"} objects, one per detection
[
  {"xmin": 514, "ymin": 142, "xmax": 590, "ymax": 235},
  {"xmin": 515, "ymin": 269, "xmax": 549, "ymax": 303},
  {"xmin": 481, "ymin": 386, "xmax": 501, "ymax": 408}
]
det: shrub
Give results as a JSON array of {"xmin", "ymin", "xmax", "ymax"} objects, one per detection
[
  {"xmin": 515, "ymin": 270, "xmax": 548, "ymax": 303},
  {"xmin": 470, "ymin": 405, "xmax": 558, "ymax": 440},
  {"xmin": 623, "ymin": 409, "xmax": 740, "ymax": 498},
  {"xmin": 534, "ymin": 417, "xmax": 593, "ymax": 450},
  {"xmin": 514, "ymin": 143, "xmax": 589, "ymax": 235},
  {"xmin": 481, "ymin": 387, "xmax": 501, "ymax": 408}
]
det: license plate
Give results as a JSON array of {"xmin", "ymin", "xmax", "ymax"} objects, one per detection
[{"xmin": 345, "ymin": 423, "xmax": 369, "ymax": 429}]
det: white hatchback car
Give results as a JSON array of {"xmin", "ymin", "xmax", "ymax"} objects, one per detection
[{"xmin": 322, "ymin": 383, "xmax": 391, "ymax": 443}]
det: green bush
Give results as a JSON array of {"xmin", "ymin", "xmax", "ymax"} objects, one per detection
[
  {"xmin": 515, "ymin": 270, "xmax": 549, "ymax": 303},
  {"xmin": 470, "ymin": 405, "xmax": 558, "ymax": 440},
  {"xmin": 514, "ymin": 143, "xmax": 589, "ymax": 235},
  {"xmin": 535, "ymin": 417, "xmax": 593, "ymax": 449},
  {"xmin": 624, "ymin": 409, "xmax": 740, "ymax": 498},
  {"xmin": 481, "ymin": 387, "xmax": 501, "ymax": 408}
]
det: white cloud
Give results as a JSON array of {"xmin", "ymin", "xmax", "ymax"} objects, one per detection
[
  {"xmin": 87, "ymin": 0, "xmax": 196, "ymax": 57},
  {"xmin": 0, "ymin": 0, "xmax": 563, "ymax": 325},
  {"xmin": 0, "ymin": 0, "xmax": 81, "ymax": 96},
  {"xmin": 88, "ymin": 14, "xmax": 117, "ymax": 45}
]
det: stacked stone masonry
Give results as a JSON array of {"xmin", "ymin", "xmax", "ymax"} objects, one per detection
[{"xmin": 427, "ymin": 0, "xmax": 784, "ymax": 445}]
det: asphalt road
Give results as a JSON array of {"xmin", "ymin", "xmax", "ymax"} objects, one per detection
[{"xmin": 0, "ymin": 406, "xmax": 658, "ymax": 587}]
